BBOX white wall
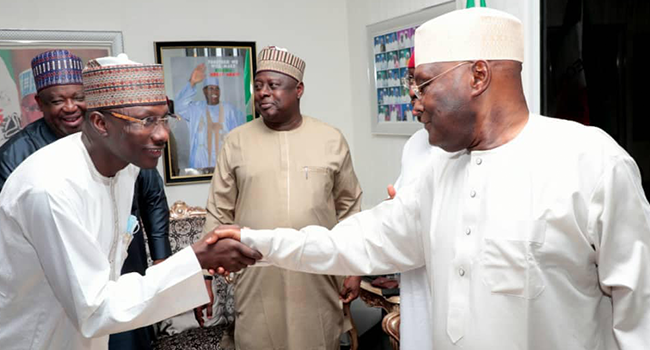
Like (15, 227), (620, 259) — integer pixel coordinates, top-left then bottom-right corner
(0, 0), (354, 207)
(344, 0), (541, 208)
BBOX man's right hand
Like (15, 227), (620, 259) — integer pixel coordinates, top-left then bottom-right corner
(190, 63), (206, 87)
(191, 232), (261, 273)
(203, 225), (247, 276)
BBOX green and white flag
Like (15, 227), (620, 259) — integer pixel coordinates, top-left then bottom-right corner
(244, 49), (254, 122)
(466, 0), (487, 8)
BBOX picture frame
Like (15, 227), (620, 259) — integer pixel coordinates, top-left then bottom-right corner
(0, 29), (123, 145)
(155, 41), (257, 185)
(367, 1), (456, 135)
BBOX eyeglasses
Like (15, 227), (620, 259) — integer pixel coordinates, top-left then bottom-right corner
(412, 61), (472, 100)
(106, 111), (180, 131)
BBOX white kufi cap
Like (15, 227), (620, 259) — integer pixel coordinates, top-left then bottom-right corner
(414, 7), (524, 66)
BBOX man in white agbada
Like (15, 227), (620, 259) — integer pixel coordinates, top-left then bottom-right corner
(211, 7), (650, 350)
(0, 54), (261, 350)
(386, 51), (433, 350)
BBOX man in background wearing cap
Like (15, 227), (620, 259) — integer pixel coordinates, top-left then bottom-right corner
(175, 63), (245, 171)
(0, 49), (174, 350)
(211, 7), (650, 350)
(201, 46), (362, 350)
(0, 54), (262, 350)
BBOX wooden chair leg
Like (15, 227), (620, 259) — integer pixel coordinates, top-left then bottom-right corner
(381, 310), (400, 350)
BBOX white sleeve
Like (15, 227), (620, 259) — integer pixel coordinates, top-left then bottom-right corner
(589, 156), (650, 349)
(19, 189), (209, 338)
(174, 82), (198, 121)
(242, 182), (426, 276)
(395, 130), (430, 191)
(393, 136), (412, 191)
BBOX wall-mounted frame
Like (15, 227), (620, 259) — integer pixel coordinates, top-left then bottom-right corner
(155, 41), (256, 185)
(0, 29), (123, 146)
(367, 1), (456, 136)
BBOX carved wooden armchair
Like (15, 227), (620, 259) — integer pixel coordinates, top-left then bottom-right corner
(359, 280), (400, 350)
(146, 201), (235, 350)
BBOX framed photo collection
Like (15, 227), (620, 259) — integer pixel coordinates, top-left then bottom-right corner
(367, 1), (456, 135)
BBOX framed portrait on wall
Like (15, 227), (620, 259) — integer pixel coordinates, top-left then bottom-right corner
(367, 1), (455, 135)
(155, 41), (257, 185)
(0, 29), (123, 146)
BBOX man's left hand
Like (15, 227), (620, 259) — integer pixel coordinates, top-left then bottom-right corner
(339, 276), (362, 303)
(194, 279), (214, 327)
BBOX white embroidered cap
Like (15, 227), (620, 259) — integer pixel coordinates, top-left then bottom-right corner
(414, 7), (524, 66)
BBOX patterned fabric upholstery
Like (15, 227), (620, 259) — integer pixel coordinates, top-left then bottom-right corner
(146, 201), (235, 350)
(169, 216), (206, 254)
(153, 325), (230, 350)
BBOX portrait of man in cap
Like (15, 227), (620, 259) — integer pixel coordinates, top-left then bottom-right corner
(0, 56), (21, 145)
(174, 62), (245, 173)
(17, 68), (41, 127)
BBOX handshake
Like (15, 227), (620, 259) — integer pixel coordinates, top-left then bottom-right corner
(190, 225), (258, 326)
(191, 225), (259, 275)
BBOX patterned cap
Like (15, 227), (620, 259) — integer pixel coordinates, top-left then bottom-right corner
(18, 69), (37, 98)
(31, 50), (83, 92)
(82, 54), (167, 110)
(257, 46), (306, 82)
(415, 7), (524, 66)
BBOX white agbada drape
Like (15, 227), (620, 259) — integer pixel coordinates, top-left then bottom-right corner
(0, 133), (208, 350)
(242, 115), (650, 350)
(393, 128), (434, 350)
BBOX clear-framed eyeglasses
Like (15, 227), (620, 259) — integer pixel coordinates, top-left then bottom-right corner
(411, 61), (472, 100)
(106, 111), (180, 131)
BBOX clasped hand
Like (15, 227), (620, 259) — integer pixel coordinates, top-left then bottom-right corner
(191, 225), (256, 274)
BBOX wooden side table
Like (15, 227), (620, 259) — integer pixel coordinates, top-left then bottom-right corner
(359, 280), (400, 350)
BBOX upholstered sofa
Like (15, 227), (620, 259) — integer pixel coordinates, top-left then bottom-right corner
(146, 201), (235, 350)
